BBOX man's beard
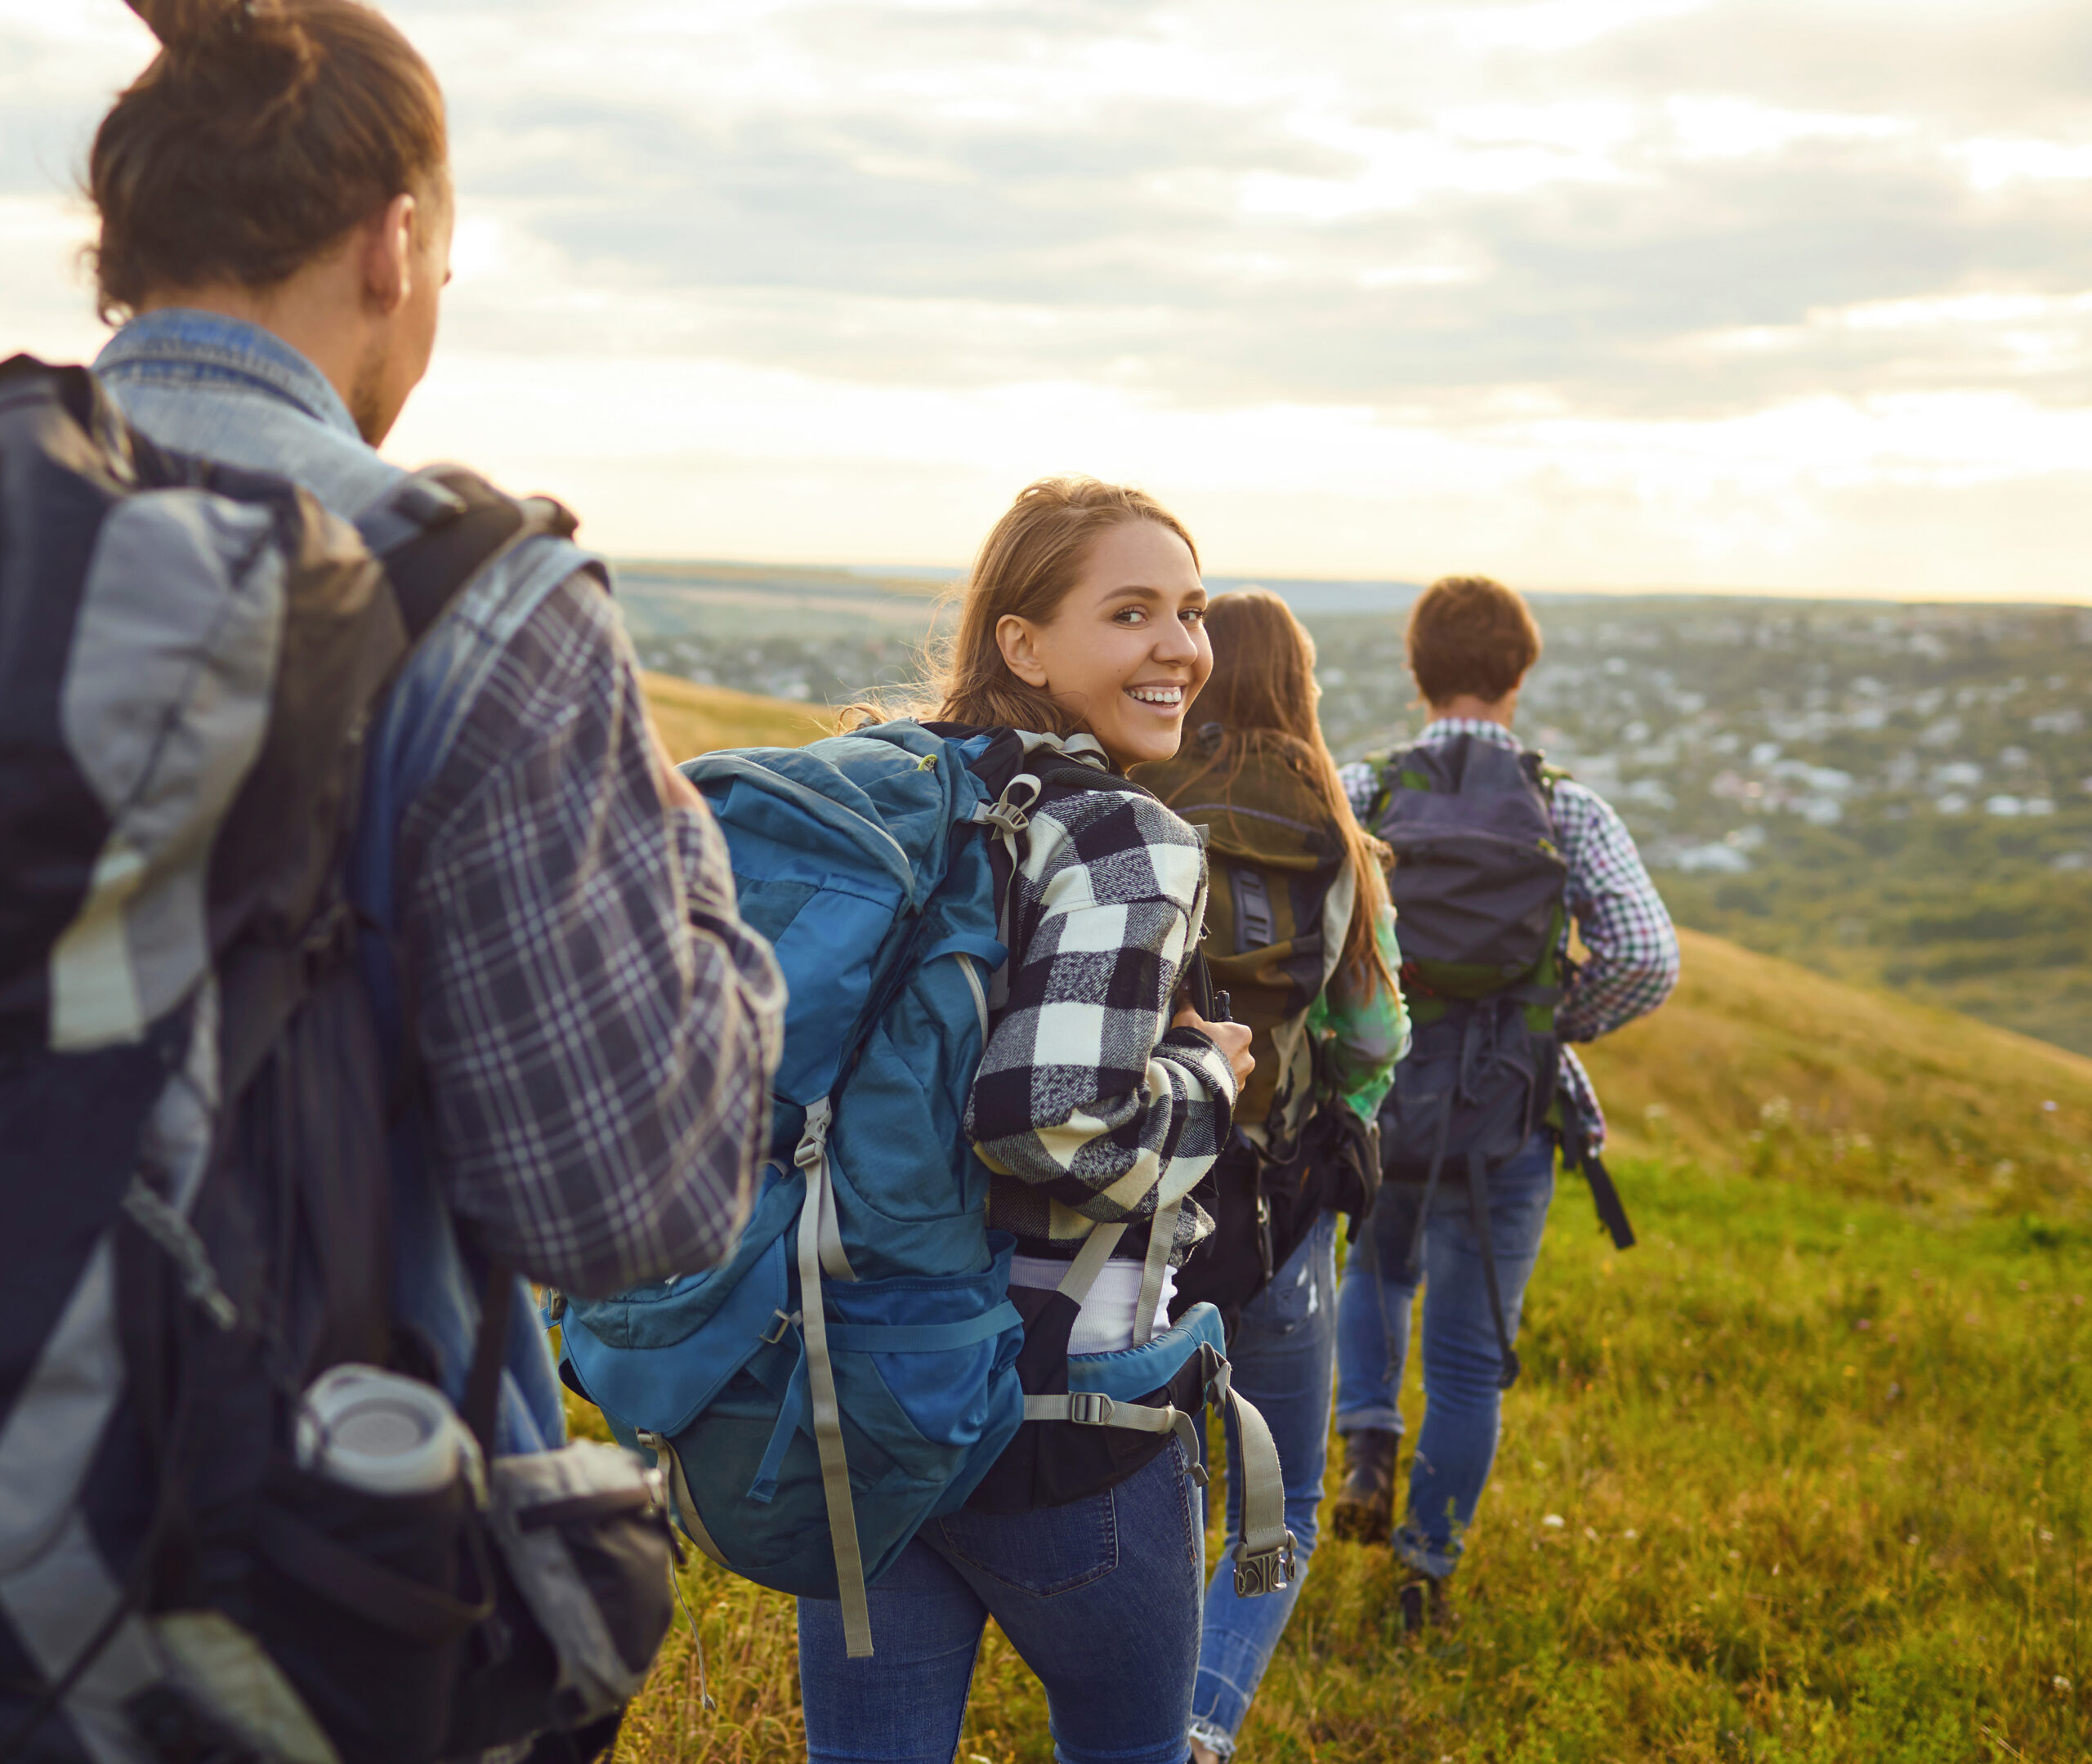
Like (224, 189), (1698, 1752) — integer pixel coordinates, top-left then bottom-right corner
(346, 331), (396, 445)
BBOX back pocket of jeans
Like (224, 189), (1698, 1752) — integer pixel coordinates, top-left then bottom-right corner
(933, 1484), (1119, 1597)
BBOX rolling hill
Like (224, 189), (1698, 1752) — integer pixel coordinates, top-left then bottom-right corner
(642, 669), (834, 758)
(627, 674), (2090, 1763)
(642, 671), (2092, 1221)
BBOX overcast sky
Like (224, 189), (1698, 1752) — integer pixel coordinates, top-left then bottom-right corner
(7, 0), (2091, 594)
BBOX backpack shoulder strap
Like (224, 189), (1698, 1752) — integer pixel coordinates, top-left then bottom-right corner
(1365, 743), (1438, 822)
(358, 467), (586, 642)
(1026, 747), (1162, 806)
(1524, 748), (1571, 798)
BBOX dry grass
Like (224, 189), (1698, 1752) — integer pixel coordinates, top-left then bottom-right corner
(641, 671), (834, 763)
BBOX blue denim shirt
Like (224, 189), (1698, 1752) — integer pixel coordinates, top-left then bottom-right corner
(96, 309), (404, 518)
(96, 310), (575, 1453)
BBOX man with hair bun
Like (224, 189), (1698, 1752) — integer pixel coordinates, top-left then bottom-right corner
(89, 0), (782, 1322)
(9, 3), (786, 1750)
(1331, 574), (1679, 1624)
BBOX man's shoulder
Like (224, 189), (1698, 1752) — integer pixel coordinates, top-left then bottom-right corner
(105, 371), (407, 523)
(1544, 772), (1629, 835)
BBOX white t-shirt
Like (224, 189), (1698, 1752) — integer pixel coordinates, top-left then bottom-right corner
(1009, 1253), (1177, 1356)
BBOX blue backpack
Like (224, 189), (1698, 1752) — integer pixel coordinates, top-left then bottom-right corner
(556, 721), (1294, 1657)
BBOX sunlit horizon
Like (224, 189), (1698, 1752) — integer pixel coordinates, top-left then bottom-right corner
(7, 0), (2090, 601)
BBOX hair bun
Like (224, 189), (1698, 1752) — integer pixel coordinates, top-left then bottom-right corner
(125, 0), (322, 151)
(125, 0), (246, 48)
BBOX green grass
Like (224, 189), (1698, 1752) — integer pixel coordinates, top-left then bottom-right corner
(608, 680), (2092, 1761)
(582, 1140), (2090, 1763)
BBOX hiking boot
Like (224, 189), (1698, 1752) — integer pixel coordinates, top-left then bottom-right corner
(1397, 1570), (1451, 1635)
(1328, 1428), (1397, 1544)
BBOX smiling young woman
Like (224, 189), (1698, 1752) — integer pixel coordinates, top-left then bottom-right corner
(990, 514), (1214, 770)
(802, 478), (1256, 1764)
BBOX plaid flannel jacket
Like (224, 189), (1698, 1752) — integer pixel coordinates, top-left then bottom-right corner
(395, 577), (786, 1297)
(1342, 719), (1679, 1148)
(98, 310), (786, 1307)
(966, 758), (1240, 1266)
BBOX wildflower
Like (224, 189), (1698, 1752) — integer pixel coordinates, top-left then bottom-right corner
(1622, 1529), (1638, 1539)
(1543, 1514), (1565, 1529)
(1585, 1526), (1600, 1542)
(1856, 1319), (1871, 1330)
(1728, 1549), (1741, 1561)
(2056, 1676), (2072, 1694)
(2041, 1529), (2054, 1542)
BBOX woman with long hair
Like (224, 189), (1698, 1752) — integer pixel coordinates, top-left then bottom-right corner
(798, 478), (1255, 1763)
(1136, 588), (1408, 1763)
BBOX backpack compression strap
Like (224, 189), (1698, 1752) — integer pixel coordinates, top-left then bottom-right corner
(1556, 1082), (1636, 1251)
(1017, 1219), (1299, 1600)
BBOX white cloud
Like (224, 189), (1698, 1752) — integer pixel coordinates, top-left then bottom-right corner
(3, 0), (2089, 596)
(1954, 137), (2092, 190)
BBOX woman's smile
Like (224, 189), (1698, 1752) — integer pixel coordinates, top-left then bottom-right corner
(997, 519), (1213, 769)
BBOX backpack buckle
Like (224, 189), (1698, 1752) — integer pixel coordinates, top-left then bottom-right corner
(976, 774), (1043, 837)
(794, 1098), (834, 1169)
(1232, 1531), (1298, 1598)
(760, 1309), (798, 1346)
(1064, 1391), (1115, 1427)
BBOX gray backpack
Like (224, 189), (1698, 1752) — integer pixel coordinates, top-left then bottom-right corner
(0, 356), (672, 1764)
(1364, 734), (1633, 1387)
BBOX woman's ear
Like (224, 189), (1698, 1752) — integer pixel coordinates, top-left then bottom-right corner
(995, 614), (1050, 689)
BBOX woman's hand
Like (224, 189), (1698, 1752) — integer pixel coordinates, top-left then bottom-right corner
(1172, 1006), (1254, 1092)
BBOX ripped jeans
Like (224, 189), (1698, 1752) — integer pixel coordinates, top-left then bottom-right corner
(1189, 1211), (1338, 1757)
(1334, 1130), (1556, 1578)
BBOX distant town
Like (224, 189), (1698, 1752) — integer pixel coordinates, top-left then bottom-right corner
(621, 565), (2092, 1058)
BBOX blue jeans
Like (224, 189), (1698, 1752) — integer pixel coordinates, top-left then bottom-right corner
(798, 1437), (1206, 1763)
(1190, 1212), (1338, 1757)
(1334, 1131), (1556, 1578)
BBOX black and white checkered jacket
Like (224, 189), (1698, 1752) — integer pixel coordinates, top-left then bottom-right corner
(965, 741), (1240, 1266)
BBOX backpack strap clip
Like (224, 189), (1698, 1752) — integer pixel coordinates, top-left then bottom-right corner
(1065, 1391), (1115, 1426)
(973, 773), (1043, 838)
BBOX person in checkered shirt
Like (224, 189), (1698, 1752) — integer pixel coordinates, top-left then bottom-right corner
(1327, 575), (1679, 1628)
(797, 479), (1254, 1764)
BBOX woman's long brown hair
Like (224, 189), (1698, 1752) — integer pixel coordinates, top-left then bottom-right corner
(849, 476), (1200, 739)
(1174, 589), (1396, 999)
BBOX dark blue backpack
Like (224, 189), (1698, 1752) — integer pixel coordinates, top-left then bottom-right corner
(557, 723), (1296, 1658)
(1365, 733), (1633, 1387)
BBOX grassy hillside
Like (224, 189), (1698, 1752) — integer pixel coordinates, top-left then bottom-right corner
(1583, 927), (2092, 1218)
(642, 670), (834, 761)
(618, 681), (2090, 1762)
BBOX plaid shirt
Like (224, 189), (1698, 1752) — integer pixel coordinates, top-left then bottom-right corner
(967, 756), (1239, 1266)
(396, 574), (786, 1296)
(1342, 719), (1679, 1148)
(97, 311), (786, 1303)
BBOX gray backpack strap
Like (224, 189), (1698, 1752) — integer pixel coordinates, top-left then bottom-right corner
(1212, 1358), (1297, 1597)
